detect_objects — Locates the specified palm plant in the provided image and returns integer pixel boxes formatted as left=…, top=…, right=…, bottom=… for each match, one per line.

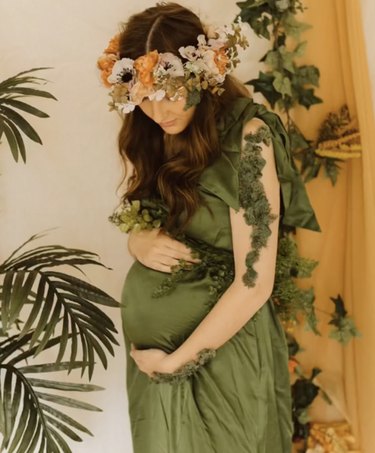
left=0, top=67, right=57, bottom=162
left=0, top=69, right=120, bottom=452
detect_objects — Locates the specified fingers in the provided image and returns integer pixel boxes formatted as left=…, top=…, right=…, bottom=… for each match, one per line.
left=157, top=234, right=201, bottom=263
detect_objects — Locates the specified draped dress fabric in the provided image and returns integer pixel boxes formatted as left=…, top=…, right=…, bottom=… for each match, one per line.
left=120, top=97, right=320, bottom=453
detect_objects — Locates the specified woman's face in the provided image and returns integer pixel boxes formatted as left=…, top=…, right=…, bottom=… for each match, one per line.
left=138, top=97, right=196, bottom=134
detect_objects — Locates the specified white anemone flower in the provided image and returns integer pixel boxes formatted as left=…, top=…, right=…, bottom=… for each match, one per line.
left=159, top=53, right=184, bottom=77
left=178, top=45, right=200, bottom=61
left=107, top=57, right=134, bottom=84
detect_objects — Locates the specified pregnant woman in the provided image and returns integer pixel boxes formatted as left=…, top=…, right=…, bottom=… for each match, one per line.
left=98, top=3, right=320, bottom=452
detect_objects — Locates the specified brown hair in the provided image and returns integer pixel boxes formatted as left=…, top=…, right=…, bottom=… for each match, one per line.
left=117, top=2, right=249, bottom=232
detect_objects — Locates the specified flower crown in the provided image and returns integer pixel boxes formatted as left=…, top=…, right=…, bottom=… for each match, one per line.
left=97, top=20, right=249, bottom=114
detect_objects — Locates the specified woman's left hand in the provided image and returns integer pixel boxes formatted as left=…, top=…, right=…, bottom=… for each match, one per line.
left=130, top=344, right=176, bottom=377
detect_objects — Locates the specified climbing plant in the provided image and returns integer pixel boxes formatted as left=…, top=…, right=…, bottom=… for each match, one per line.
left=236, top=1, right=360, bottom=450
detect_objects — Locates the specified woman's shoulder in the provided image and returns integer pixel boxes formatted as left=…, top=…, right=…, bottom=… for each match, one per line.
left=242, top=116, right=270, bottom=139
left=217, top=96, right=276, bottom=154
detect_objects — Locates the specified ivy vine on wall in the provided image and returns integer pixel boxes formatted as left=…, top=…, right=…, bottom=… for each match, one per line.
left=236, top=1, right=360, bottom=450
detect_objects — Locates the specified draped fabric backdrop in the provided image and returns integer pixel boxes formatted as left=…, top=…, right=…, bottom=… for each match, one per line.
left=292, top=1, right=375, bottom=452
left=1, top=0, right=374, bottom=452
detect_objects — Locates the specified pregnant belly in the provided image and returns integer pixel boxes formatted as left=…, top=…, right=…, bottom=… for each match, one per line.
left=121, top=261, right=218, bottom=351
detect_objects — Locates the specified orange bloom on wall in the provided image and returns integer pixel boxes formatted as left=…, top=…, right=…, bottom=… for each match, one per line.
left=214, top=48, right=229, bottom=75
left=134, top=51, right=159, bottom=88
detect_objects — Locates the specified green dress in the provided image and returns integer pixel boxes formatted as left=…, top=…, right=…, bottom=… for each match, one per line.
left=120, top=97, right=320, bottom=453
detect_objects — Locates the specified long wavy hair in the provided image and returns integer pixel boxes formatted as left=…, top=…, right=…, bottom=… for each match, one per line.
left=118, top=2, right=249, bottom=232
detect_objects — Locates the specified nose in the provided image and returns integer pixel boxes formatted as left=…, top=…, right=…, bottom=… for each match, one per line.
left=149, top=100, right=167, bottom=123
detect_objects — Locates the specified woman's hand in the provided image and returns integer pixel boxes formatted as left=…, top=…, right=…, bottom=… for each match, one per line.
left=127, top=228, right=200, bottom=273
left=129, top=344, right=178, bottom=377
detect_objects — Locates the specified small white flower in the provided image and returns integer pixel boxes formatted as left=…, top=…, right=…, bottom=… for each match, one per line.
left=148, top=89, right=166, bottom=101
left=197, top=34, right=207, bottom=47
left=178, top=45, right=200, bottom=61
left=117, top=102, right=136, bottom=114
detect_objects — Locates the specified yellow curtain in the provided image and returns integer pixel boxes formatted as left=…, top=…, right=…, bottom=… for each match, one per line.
left=289, top=1, right=375, bottom=452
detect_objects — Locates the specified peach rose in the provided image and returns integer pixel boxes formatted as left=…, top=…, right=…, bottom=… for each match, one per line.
left=214, top=48, right=229, bottom=75
left=97, top=54, right=117, bottom=88
left=134, top=50, right=159, bottom=88
left=104, top=34, right=120, bottom=55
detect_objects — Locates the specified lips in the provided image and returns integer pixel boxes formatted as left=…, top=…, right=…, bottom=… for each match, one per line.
left=159, top=119, right=176, bottom=128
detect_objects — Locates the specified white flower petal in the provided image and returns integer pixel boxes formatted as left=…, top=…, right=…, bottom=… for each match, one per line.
left=148, top=89, right=166, bottom=101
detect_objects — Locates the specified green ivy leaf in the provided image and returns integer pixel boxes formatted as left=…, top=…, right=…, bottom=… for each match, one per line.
left=282, top=12, right=312, bottom=39
left=279, top=46, right=296, bottom=73
left=297, top=87, right=323, bottom=109
left=238, top=4, right=272, bottom=39
left=247, top=71, right=282, bottom=107
left=264, top=50, right=280, bottom=69
left=273, top=71, right=292, bottom=96
left=294, top=40, right=308, bottom=57
left=294, top=65, right=320, bottom=87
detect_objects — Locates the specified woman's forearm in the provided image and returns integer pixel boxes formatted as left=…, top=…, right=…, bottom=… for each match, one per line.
left=168, top=281, right=271, bottom=370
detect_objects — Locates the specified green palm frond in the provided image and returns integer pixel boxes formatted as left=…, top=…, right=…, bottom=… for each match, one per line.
left=0, top=234, right=120, bottom=379
left=0, top=67, right=57, bottom=163
left=0, top=361, right=103, bottom=453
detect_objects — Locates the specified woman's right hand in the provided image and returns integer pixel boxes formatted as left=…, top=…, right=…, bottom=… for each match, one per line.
left=127, top=228, right=200, bottom=273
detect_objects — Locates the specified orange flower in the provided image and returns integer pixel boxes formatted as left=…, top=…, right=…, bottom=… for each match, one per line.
left=214, top=48, right=229, bottom=75
left=104, top=34, right=120, bottom=55
left=134, top=50, right=159, bottom=88
left=97, top=54, right=117, bottom=88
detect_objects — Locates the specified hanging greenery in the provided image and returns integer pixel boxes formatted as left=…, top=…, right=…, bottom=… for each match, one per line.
left=236, top=0, right=360, bottom=449
left=237, top=0, right=361, bottom=186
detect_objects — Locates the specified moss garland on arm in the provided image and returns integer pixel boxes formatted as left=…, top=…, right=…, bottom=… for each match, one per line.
left=150, top=348, right=216, bottom=384
left=239, top=124, right=278, bottom=287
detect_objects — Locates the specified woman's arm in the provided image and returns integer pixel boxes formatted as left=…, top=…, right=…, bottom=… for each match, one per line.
left=165, top=117, right=281, bottom=370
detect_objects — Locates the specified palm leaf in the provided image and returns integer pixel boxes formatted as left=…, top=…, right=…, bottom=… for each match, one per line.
left=0, top=104, right=42, bottom=144
left=0, top=67, right=56, bottom=162
left=0, top=117, right=4, bottom=141
left=0, top=362, right=102, bottom=453
left=0, top=87, right=56, bottom=100
left=0, top=98, right=50, bottom=118
left=2, top=116, right=27, bottom=161
left=1, top=120, right=19, bottom=162
left=0, top=67, right=53, bottom=91
left=0, top=235, right=119, bottom=378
